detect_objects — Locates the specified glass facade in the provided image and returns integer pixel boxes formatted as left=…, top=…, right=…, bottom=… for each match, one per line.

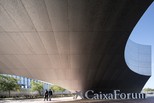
left=125, top=39, right=151, bottom=76
left=2, top=74, right=52, bottom=90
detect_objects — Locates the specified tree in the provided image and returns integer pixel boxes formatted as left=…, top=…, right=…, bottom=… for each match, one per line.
left=0, top=74, right=20, bottom=97
left=143, top=88, right=154, bottom=92
left=51, top=85, right=66, bottom=93
left=31, top=81, right=43, bottom=96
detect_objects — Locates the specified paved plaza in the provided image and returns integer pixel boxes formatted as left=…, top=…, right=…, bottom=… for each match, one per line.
left=0, top=97, right=154, bottom=103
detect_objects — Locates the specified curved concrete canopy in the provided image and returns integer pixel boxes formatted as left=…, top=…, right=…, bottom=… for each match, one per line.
left=0, top=0, right=153, bottom=92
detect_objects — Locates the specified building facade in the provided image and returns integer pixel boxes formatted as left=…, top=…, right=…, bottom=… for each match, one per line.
left=2, top=74, right=52, bottom=90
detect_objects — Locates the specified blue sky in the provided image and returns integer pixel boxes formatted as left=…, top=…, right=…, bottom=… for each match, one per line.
left=129, top=2, right=154, bottom=88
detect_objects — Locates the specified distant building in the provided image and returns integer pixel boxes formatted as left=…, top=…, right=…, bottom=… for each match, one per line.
left=2, top=74, right=52, bottom=90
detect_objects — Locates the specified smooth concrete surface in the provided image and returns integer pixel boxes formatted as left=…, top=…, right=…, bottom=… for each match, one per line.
left=0, top=97, right=154, bottom=103
left=0, top=97, right=76, bottom=103
left=0, top=0, right=153, bottom=92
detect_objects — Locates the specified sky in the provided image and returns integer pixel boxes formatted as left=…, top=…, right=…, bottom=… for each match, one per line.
left=129, top=2, right=154, bottom=88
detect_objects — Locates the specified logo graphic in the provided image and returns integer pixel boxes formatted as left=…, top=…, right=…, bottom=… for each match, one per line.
left=73, top=91, right=84, bottom=99
left=73, top=90, right=146, bottom=100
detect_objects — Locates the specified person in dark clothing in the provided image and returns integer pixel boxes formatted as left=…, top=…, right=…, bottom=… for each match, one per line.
left=44, top=89, right=48, bottom=101
left=48, top=89, right=53, bottom=101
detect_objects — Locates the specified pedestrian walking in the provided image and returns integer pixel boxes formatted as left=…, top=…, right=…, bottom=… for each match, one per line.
left=44, top=89, right=48, bottom=101
left=48, top=89, right=53, bottom=101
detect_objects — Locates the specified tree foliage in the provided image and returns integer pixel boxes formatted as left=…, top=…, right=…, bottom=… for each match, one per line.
left=31, top=81, right=43, bottom=96
left=143, top=88, right=154, bottom=92
left=51, top=85, right=66, bottom=92
left=0, top=74, right=20, bottom=97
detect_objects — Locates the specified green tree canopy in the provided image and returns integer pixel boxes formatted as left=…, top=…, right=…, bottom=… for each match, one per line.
left=31, top=81, right=43, bottom=96
left=51, top=85, right=66, bottom=93
left=0, top=74, right=20, bottom=97
left=143, top=88, right=154, bottom=92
